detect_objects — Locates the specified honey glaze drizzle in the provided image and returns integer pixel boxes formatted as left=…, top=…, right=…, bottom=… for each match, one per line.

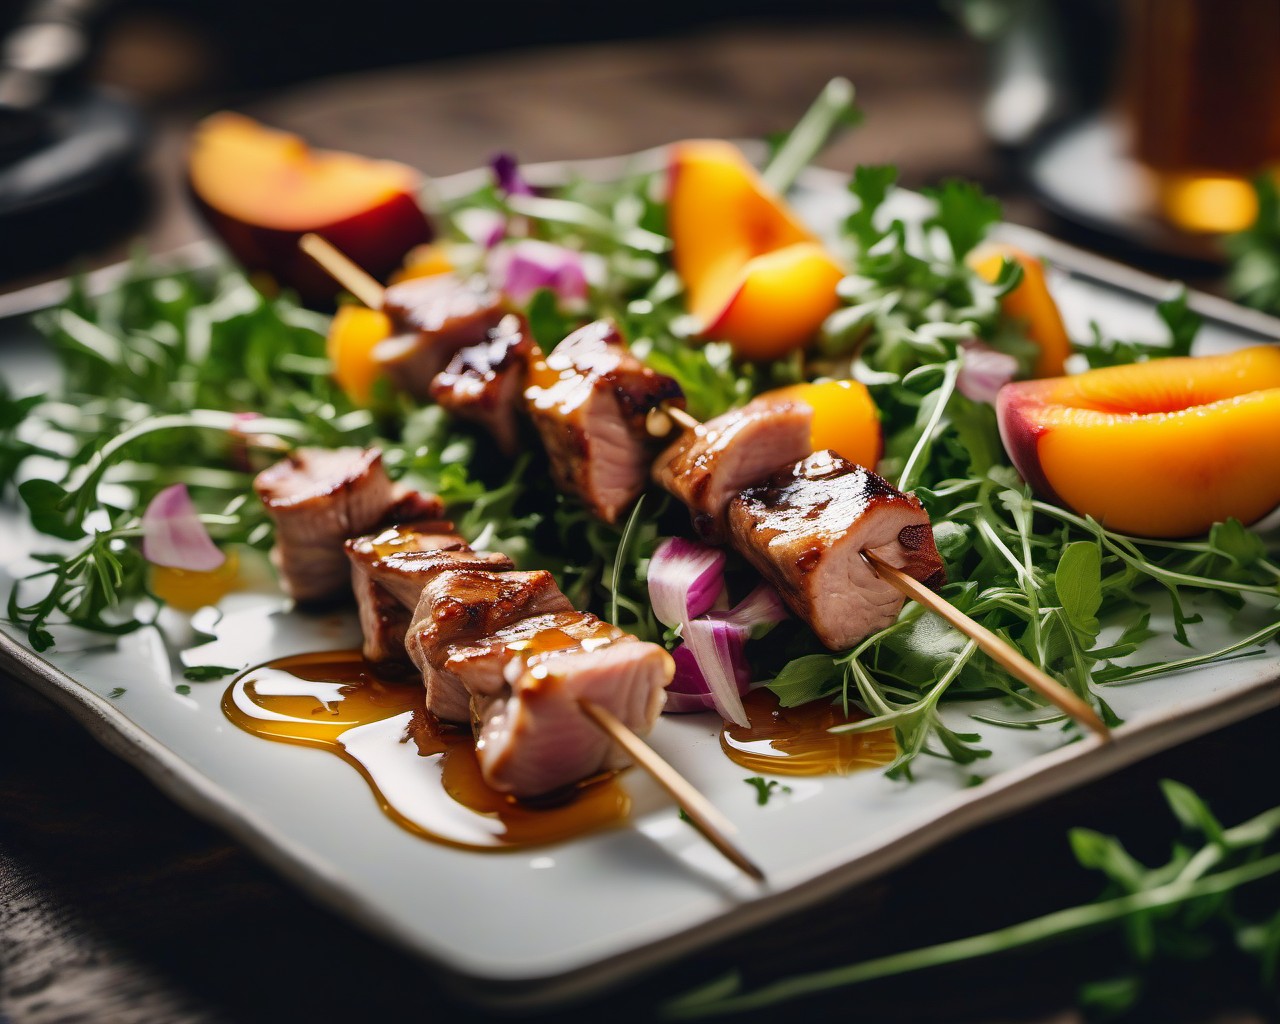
left=720, top=688, right=897, bottom=777
left=222, top=650, right=629, bottom=850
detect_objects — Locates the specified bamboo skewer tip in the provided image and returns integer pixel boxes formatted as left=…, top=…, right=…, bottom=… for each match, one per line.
left=578, top=700, right=766, bottom=883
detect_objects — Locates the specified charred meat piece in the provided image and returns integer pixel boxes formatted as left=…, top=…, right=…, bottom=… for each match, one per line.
left=727, top=451, right=946, bottom=650
left=374, top=274, right=507, bottom=398
left=653, top=395, right=814, bottom=543
left=430, top=314, right=539, bottom=455
left=405, top=568, right=572, bottom=722
left=253, top=447, right=395, bottom=604
left=473, top=626, right=673, bottom=798
left=433, top=609, right=619, bottom=705
left=525, top=319, right=685, bottom=523
left=346, top=519, right=476, bottom=668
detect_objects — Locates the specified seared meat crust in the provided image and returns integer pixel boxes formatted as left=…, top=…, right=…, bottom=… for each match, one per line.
left=727, top=450, right=946, bottom=650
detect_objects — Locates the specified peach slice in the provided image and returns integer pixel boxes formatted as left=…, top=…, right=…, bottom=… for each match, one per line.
left=997, top=346, right=1280, bottom=537
left=668, top=140, right=843, bottom=360
left=326, top=305, right=393, bottom=405
left=188, top=113, right=432, bottom=303
left=971, top=243, right=1071, bottom=378
left=767, top=378, right=882, bottom=468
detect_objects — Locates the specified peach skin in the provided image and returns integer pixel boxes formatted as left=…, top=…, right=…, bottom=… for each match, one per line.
left=189, top=113, right=432, bottom=304
left=997, top=346, right=1280, bottom=537
left=971, top=243, right=1072, bottom=378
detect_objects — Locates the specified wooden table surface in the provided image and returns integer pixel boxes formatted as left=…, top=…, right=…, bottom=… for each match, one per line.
left=1, top=20, right=1277, bottom=1024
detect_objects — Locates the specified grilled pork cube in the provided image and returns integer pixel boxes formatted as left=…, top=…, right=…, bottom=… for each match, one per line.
left=473, top=629, right=673, bottom=798
left=525, top=319, right=685, bottom=524
left=430, top=314, right=538, bottom=456
left=253, top=447, right=395, bottom=604
left=727, top=451, right=946, bottom=650
left=381, top=487, right=446, bottom=526
left=345, top=520, right=472, bottom=667
left=375, top=274, right=507, bottom=397
left=653, top=396, right=814, bottom=543
left=405, top=568, right=572, bottom=722
left=432, top=609, right=617, bottom=704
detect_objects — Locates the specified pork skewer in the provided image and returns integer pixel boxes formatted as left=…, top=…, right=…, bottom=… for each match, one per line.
left=346, top=519, right=765, bottom=881
left=298, top=233, right=1109, bottom=739
left=650, top=410, right=1111, bottom=741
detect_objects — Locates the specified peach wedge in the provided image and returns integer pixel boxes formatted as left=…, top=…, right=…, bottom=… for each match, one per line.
left=189, top=113, right=432, bottom=303
left=767, top=379, right=882, bottom=468
left=971, top=243, right=1071, bottom=378
left=668, top=140, right=843, bottom=361
left=997, top=346, right=1280, bottom=537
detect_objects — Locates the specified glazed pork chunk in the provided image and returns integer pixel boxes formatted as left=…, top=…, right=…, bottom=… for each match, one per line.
left=653, top=395, right=815, bottom=543
left=727, top=451, right=946, bottom=650
left=253, top=447, right=397, bottom=604
left=525, top=319, right=685, bottom=523
left=345, top=520, right=506, bottom=668
left=404, top=567, right=572, bottom=723
left=374, top=273, right=507, bottom=398
left=430, top=314, right=539, bottom=456
left=472, top=622, right=673, bottom=798
left=374, top=554, right=673, bottom=797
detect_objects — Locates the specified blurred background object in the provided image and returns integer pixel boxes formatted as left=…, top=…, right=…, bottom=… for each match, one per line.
left=4, top=0, right=1280, bottom=288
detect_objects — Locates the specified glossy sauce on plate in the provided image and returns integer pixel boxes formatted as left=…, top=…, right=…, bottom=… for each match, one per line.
left=721, top=688, right=896, bottom=776
left=222, top=650, right=629, bottom=849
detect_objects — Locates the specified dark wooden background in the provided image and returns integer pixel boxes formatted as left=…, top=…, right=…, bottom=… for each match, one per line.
left=1, top=15, right=1278, bottom=1024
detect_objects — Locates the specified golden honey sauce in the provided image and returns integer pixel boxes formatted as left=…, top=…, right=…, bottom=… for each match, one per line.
left=721, top=688, right=897, bottom=776
left=223, top=650, right=629, bottom=850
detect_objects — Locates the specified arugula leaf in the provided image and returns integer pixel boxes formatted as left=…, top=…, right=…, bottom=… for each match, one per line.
left=922, top=179, right=1003, bottom=261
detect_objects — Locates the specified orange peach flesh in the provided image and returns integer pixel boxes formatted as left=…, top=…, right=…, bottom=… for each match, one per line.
left=700, top=243, right=845, bottom=361
left=327, top=305, right=393, bottom=405
left=971, top=244, right=1071, bottom=378
left=998, top=346, right=1280, bottom=537
left=769, top=379, right=882, bottom=468
left=668, top=140, right=843, bottom=358
left=190, top=113, right=419, bottom=232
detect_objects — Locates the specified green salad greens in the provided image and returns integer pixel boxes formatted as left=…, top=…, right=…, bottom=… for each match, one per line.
left=2, top=82, right=1278, bottom=785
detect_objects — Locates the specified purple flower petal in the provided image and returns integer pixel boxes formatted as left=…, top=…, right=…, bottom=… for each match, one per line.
left=958, top=340, right=1019, bottom=404
left=489, top=240, right=589, bottom=307
left=141, top=484, right=225, bottom=572
left=490, top=152, right=535, bottom=197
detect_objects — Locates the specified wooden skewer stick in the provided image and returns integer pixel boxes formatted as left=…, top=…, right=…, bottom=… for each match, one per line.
left=862, top=549, right=1110, bottom=740
left=299, top=233, right=386, bottom=309
left=578, top=700, right=765, bottom=882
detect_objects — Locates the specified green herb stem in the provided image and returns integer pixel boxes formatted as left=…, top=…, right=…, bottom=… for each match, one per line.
left=663, top=851, right=1280, bottom=1019
left=762, top=77, right=857, bottom=194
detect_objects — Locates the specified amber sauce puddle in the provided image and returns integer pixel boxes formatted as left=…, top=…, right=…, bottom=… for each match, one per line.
left=222, top=650, right=629, bottom=850
left=721, top=688, right=897, bottom=776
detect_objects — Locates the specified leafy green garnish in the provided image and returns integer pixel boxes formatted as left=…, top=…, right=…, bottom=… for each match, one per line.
left=663, top=781, right=1280, bottom=1019
left=1226, top=173, right=1280, bottom=314
left=182, top=665, right=238, bottom=681
left=743, top=777, right=791, bottom=806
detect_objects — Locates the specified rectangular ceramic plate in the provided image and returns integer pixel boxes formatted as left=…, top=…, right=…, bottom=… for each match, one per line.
left=2, top=153, right=1280, bottom=1010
